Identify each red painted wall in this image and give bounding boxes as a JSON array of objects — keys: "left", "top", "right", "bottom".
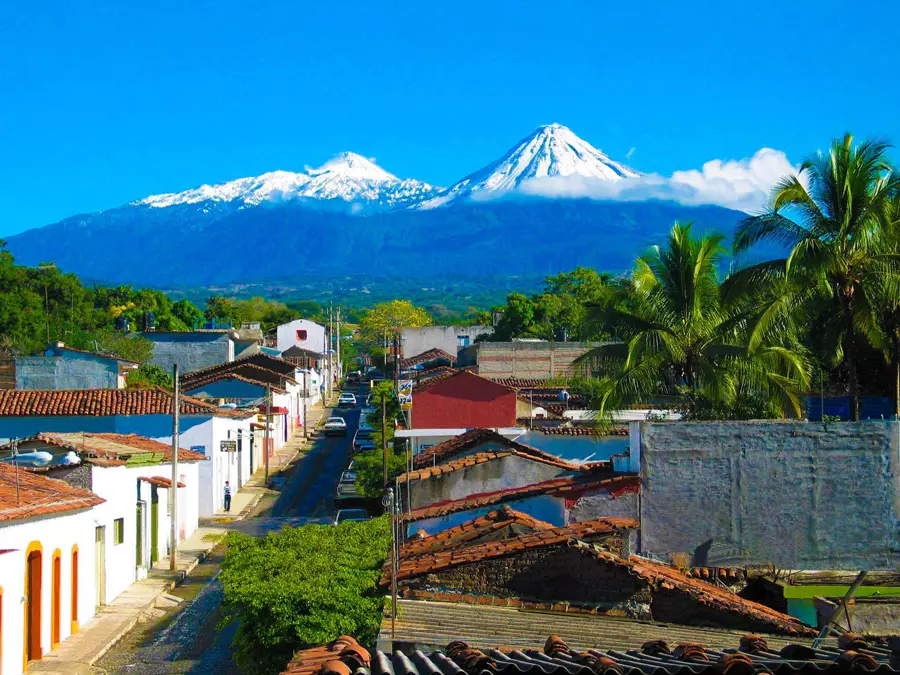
[{"left": 412, "top": 372, "right": 517, "bottom": 429}]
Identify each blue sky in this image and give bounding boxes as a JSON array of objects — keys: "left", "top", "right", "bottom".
[{"left": 1, "top": 0, "right": 898, "bottom": 236}]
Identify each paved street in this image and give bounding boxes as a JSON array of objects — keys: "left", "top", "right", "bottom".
[{"left": 93, "top": 391, "right": 361, "bottom": 674}]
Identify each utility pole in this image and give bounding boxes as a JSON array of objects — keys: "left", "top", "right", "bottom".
[
  {"left": 169, "top": 364, "right": 179, "bottom": 572},
  {"left": 393, "top": 333, "right": 400, "bottom": 394},
  {"left": 336, "top": 306, "right": 341, "bottom": 381},
  {"left": 382, "top": 392, "right": 388, "bottom": 489},
  {"left": 264, "top": 383, "right": 271, "bottom": 484}
]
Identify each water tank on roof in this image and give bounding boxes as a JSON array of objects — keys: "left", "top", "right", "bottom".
[{"left": 143, "top": 311, "right": 156, "bottom": 332}]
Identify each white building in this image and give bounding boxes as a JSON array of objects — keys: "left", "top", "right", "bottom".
[
  {"left": 0, "top": 463, "right": 103, "bottom": 674},
  {"left": 401, "top": 325, "right": 494, "bottom": 359},
  {"left": 276, "top": 319, "right": 326, "bottom": 356},
  {"left": 2, "top": 432, "right": 205, "bottom": 603},
  {"left": 0, "top": 388, "right": 254, "bottom": 519}
]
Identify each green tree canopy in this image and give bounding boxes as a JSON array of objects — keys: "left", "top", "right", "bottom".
[{"left": 358, "top": 300, "right": 432, "bottom": 343}]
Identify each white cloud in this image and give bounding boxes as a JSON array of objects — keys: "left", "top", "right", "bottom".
[
  {"left": 519, "top": 148, "right": 798, "bottom": 213},
  {"left": 625, "top": 147, "right": 636, "bottom": 160}
]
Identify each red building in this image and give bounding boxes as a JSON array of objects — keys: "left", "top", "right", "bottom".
[{"left": 411, "top": 371, "right": 517, "bottom": 429}]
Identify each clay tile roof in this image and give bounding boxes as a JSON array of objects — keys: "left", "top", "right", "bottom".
[
  {"left": 399, "top": 448, "right": 583, "bottom": 482},
  {"left": 282, "top": 634, "right": 897, "bottom": 675},
  {"left": 0, "top": 462, "right": 104, "bottom": 522},
  {"left": 401, "top": 506, "right": 557, "bottom": 557},
  {"left": 389, "top": 517, "right": 639, "bottom": 584},
  {"left": 413, "top": 369, "right": 515, "bottom": 395},
  {"left": 12, "top": 432, "right": 207, "bottom": 463},
  {"left": 181, "top": 352, "right": 297, "bottom": 381},
  {"left": 404, "top": 472, "right": 639, "bottom": 523},
  {"left": 281, "top": 636, "right": 372, "bottom": 675},
  {"left": 181, "top": 369, "right": 289, "bottom": 395},
  {"left": 138, "top": 476, "right": 186, "bottom": 488},
  {"left": 0, "top": 387, "right": 252, "bottom": 419},
  {"left": 398, "top": 348, "right": 456, "bottom": 369},
  {"left": 412, "top": 428, "right": 587, "bottom": 469}
]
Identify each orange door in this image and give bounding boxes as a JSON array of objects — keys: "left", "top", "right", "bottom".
[
  {"left": 26, "top": 550, "right": 42, "bottom": 662},
  {"left": 51, "top": 553, "right": 61, "bottom": 647},
  {"left": 71, "top": 549, "right": 79, "bottom": 633}
]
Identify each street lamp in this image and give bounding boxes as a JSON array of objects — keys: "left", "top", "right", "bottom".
[{"left": 382, "top": 487, "right": 398, "bottom": 638}]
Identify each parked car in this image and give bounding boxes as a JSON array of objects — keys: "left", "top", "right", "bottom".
[
  {"left": 346, "top": 371, "right": 360, "bottom": 384},
  {"left": 340, "top": 470, "right": 357, "bottom": 484},
  {"left": 335, "top": 482, "right": 359, "bottom": 499},
  {"left": 333, "top": 508, "right": 370, "bottom": 525},
  {"left": 338, "top": 392, "right": 357, "bottom": 407},
  {"left": 353, "top": 430, "right": 377, "bottom": 452},
  {"left": 323, "top": 416, "right": 348, "bottom": 436}
]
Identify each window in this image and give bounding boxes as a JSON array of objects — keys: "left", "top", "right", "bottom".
[
  {"left": 457, "top": 335, "right": 470, "bottom": 348},
  {"left": 296, "top": 329, "right": 307, "bottom": 341},
  {"left": 113, "top": 518, "right": 125, "bottom": 545}
]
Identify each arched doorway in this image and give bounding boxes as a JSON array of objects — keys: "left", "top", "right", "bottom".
[
  {"left": 71, "top": 546, "right": 79, "bottom": 634},
  {"left": 51, "top": 550, "right": 61, "bottom": 648},
  {"left": 24, "top": 543, "right": 43, "bottom": 666}
]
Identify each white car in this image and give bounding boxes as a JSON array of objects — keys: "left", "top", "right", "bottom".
[
  {"left": 333, "top": 508, "right": 370, "bottom": 525},
  {"left": 323, "top": 416, "right": 348, "bottom": 436},
  {"left": 338, "top": 393, "right": 357, "bottom": 407}
]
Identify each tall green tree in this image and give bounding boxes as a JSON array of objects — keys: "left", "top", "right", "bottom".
[
  {"left": 578, "top": 222, "right": 809, "bottom": 420},
  {"left": 730, "top": 133, "right": 900, "bottom": 420},
  {"left": 357, "top": 300, "right": 431, "bottom": 344}
]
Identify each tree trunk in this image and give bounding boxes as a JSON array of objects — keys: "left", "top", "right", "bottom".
[
  {"left": 895, "top": 341, "right": 900, "bottom": 420},
  {"left": 843, "top": 295, "right": 860, "bottom": 422}
]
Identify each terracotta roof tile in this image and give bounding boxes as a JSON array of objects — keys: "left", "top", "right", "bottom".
[
  {"left": 389, "top": 517, "right": 637, "bottom": 584},
  {"left": 181, "top": 352, "right": 297, "bottom": 381},
  {"left": 413, "top": 428, "right": 592, "bottom": 469},
  {"left": 404, "top": 471, "right": 639, "bottom": 523},
  {"left": 400, "top": 449, "right": 582, "bottom": 482},
  {"left": 394, "top": 348, "right": 457, "bottom": 369},
  {"left": 0, "top": 387, "right": 252, "bottom": 418},
  {"left": 401, "top": 506, "right": 558, "bottom": 557},
  {"left": 138, "top": 476, "right": 186, "bottom": 488},
  {"left": 10, "top": 432, "right": 207, "bottom": 463},
  {"left": 181, "top": 370, "right": 289, "bottom": 395},
  {"left": 0, "top": 462, "right": 104, "bottom": 522}
]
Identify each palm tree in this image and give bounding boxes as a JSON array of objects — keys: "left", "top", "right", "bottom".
[
  {"left": 730, "top": 134, "right": 900, "bottom": 420},
  {"left": 578, "top": 222, "right": 808, "bottom": 420}
]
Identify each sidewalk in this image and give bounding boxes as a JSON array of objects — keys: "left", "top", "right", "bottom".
[{"left": 32, "top": 402, "right": 334, "bottom": 674}]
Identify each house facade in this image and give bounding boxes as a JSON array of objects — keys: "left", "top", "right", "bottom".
[
  {"left": 401, "top": 326, "right": 494, "bottom": 359},
  {"left": 410, "top": 371, "right": 517, "bottom": 430},
  {"left": 0, "top": 464, "right": 104, "bottom": 674},
  {"left": 459, "top": 341, "right": 609, "bottom": 381},
  {"left": 0, "top": 389, "right": 253, "bottom": 518},
  {"left": 276, "top": 319, "right": 326, "bottom": 356},
  {"left": 15, "top": 343, "right": 138, "bottom": 390}
]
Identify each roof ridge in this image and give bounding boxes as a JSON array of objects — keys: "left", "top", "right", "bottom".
[{"left": 399, "top": 448, "right": 582, "bottom": 482}]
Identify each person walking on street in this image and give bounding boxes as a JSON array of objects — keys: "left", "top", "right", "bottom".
[{"left": 224, "top": 481, "right": 232, "bottom": 513}]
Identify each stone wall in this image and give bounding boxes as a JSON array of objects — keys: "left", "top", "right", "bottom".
[
  {"left": 16, "top": 354, "right": 118, "bottom": 389},
  {"left": 639, "top": 421, "right": 900, "bottom": 569},
  {"left": 472, "top": 342, "right": 608, "bottom": 381}
]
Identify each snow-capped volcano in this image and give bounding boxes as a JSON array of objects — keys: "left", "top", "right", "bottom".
[
  {"left": 137, "top": 151, "right": 441, "bottom": 210},
  {"left": 418, "top": 123, "right": 639, "bottom": 208}
]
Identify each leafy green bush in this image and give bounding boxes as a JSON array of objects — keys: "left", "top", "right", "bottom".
[
  {"left": 220, "top": 517, "right": 391, "bottom": 674},
  {"left": 353, "top": 448, "right": 407, "bottom": 498}
]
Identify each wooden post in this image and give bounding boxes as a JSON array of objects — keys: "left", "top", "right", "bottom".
[
  {"left": 382, "top": 394, "right": 388, "bottom": 489},
  {"left": 169, "top": 364, "right": 179, "bottom": 572}
]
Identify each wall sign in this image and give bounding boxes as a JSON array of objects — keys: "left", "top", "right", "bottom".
[{"left": 220, "top": 440, "right": 237, "bottom": 453}]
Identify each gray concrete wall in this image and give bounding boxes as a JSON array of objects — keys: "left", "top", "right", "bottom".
[
  {"left": 15, "top": 354, "right": 118, "bottom": 389},
  {"left": 145, "top": 332, "right": 232, "bottom": 374},
  {"left": 568, "top": 490, "right": 639, "bottom": 522},
  {"left": 402, "top": 326, "right": 494, "bottom": 360},
  {"left": 473, "top": 342, "right": 608, "bottom": 380},
  {"left": 639, "top": 421, "right": 900, "bottom": 570},
  {"left": 409, "top": 454, "right": 571, "bottom": 509}
]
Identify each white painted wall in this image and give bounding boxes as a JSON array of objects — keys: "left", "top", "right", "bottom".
[
  {"left": 0, "top": 509, "right": 97, "bottom": 675},
  {"left": 89, "top": 461, "right": 200, "bottom": 602},
  {"left": 276, "top": 319, "right": 326, "bottom": 355}
]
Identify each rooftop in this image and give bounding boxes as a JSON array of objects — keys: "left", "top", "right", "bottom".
[
  {"left": 398, "top": 449, "right": 583, "bottom": 483},
  {"left": 180, "top": 352, "right": 298, "bottom": 381},
  {"left": 0, "top": 462, "right": 105, "bottom": 522},
  {"left": 0, "top": 387, "right": 252, "bottom": 418},
  {"left": 404, "top": 472, "right": 638, "bottom": 523},
  {"left": 412, "top": 428, "right": 593, "bottom": 470},
  {"left": 7, "top": 432, "right": 207, "bottom": 465},
  {"left": 284, "top": 625, "right": 893, "bottom": 675},
  {"left": 180, "top": 367, "right": 290, "bottom": 394},
  {"left": 44, "top": 343, "right": 141, "bottom": 365},
  {"left": 413, "top": 370, "right": 516, "bottom": 396}
]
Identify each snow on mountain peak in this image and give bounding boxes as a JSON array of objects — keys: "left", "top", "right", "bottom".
[
  {"left": 416, "top": 123, "right": 639, "bottom": 208},
  {"left": 137, "top": 152, "right": 439, "bottom": 210}
]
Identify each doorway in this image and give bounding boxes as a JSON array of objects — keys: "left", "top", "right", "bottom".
[
  {"left": 51, "top": 551, "right": 61, "bottom": 647},
  {"left": 150, "top": 488, "right": 159, "bottom": 565},
  {"left": 136, "top": 501, "right": 148, "bottom": 570},
  {"left": 237, "top": 430, "right": 243, "bottom": 488},
  {"left": 94, "top": 527, "right": 106, "bottom": 609},
  {"left": 25, "top": 547, "right": 42, "bottom": 663},
  {"left": 71, "top": 547, "right": 79, "bottom": 634}
]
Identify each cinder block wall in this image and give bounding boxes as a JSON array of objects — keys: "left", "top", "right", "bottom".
[
  {"left": 639, "top": 420, "right": 900, "bottom": 570},
  {"left": 475, "top": 342, "right": 606, "bottom": 380}
]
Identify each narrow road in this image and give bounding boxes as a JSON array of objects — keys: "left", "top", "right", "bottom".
[{"left": 94, "top": 389, "right": 361, "bottom": 674}]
